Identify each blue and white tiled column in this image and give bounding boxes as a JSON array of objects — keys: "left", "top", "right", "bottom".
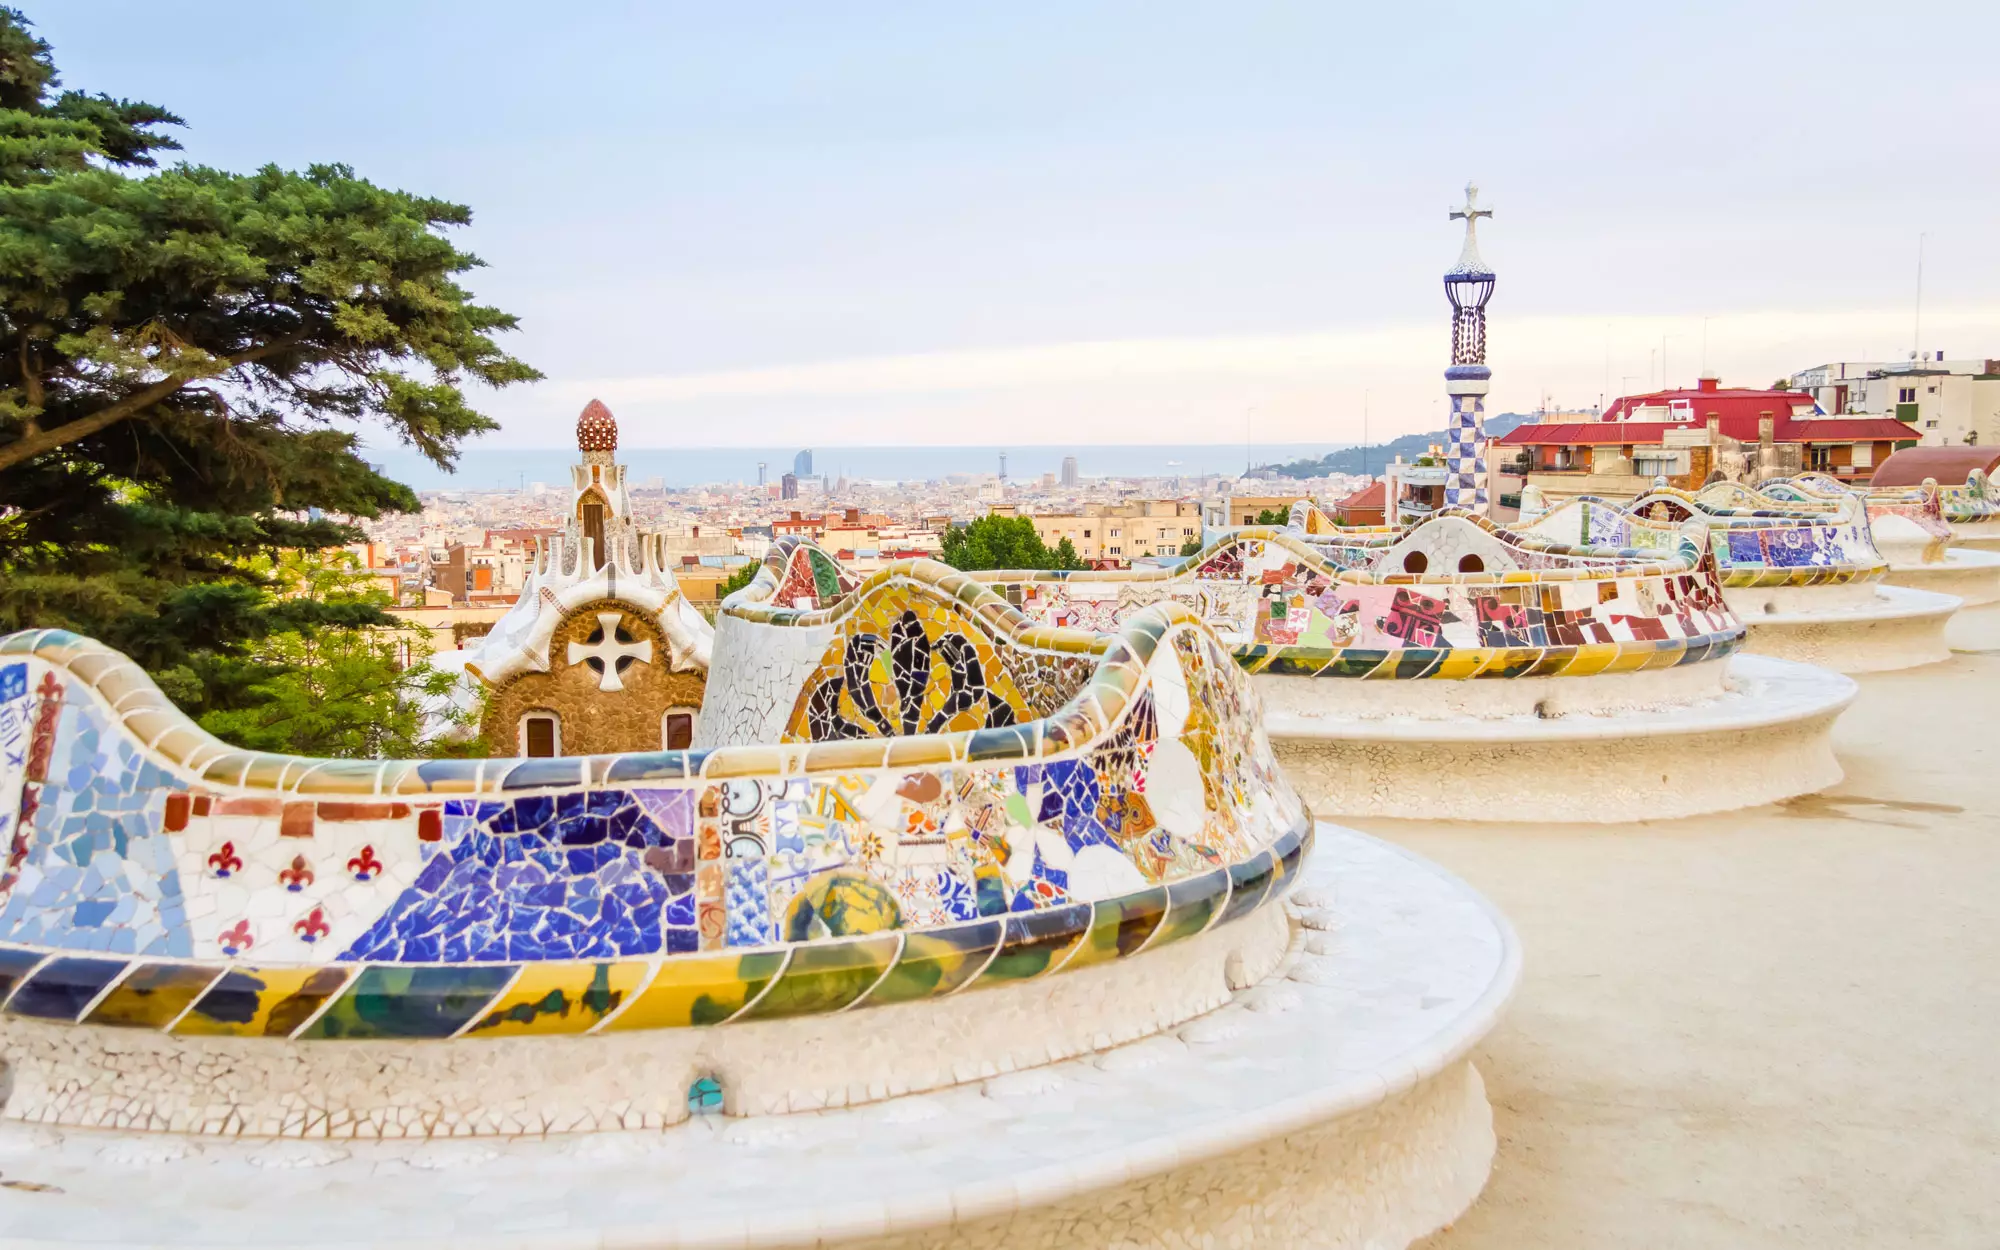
[{"left": 1444, "top": 364, "right": 1491, "bottom": 512}]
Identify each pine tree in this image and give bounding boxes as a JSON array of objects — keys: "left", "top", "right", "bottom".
[{"left": 0, "top": 9, "right": 538, "bottom": 729}]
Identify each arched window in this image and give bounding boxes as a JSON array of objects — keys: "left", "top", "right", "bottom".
[
  {"left": 520, "top": 713, "right": 560, "bottom": 758},
  {"left": 578, "top": 489, "right": 609, "bottom": 569},
  {"left": 1457, "top": 554, "right": 1485, "bottom": 573},
  {"left": 1402, "top": 551, "right": 1429, "bottom": 574},
  {"left": 662, "top": 709, "right": 697, "bottom": 750}
]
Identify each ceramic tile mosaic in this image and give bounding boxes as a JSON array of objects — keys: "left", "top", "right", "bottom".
[
  {"left": 972, "top": 518, "right": 1741, "bottom": 679},
  {"left": 1618, "top": 485, "right": 1888, "bottom": 587},
  {"left": 0, "top": 556, "right": 1307, "bottom": 1038},
  {"left": 1751, "top": 475, "right": 1954, "bottom": 565}
]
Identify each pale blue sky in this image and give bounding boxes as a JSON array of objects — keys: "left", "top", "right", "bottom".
[{"left": 37, "top": 1, "right": 2000, "bottom": 449}]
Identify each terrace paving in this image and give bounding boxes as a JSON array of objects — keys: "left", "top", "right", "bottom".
[{"left": 1402, "top": 607, "right": 2000, "bottom": 1248}]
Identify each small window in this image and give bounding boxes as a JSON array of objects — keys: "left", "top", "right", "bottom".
[
  {"left": 521, "top": 714, "right": 559, "bottom": 758},
  {"left": 1458, "top": 554, "right": 1484, "bottom": 573},
  {"left": 1403, "top": 551, "right": 1429, "bottom": 574},
  {"left": 663, "top": 709, "right": 696, "bottom": 750}
]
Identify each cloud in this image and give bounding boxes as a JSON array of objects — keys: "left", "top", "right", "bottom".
[{"left": 478, "top": 302, "right": 2000, "bottom": 448}]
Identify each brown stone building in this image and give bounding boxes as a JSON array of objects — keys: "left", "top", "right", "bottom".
[{"left": 460, "top": 401, "right": 715, "bottom": 756}]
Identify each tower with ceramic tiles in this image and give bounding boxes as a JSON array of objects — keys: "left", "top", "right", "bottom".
[
  {"left": 1442, "top": 183, "right": 1496, "bottom": 513},
  {"left": 461, "top": 399, "right": 714, "bottom": 757}
]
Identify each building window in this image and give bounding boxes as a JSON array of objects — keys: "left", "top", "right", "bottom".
[
  {"left": 662, "top": 709, "right": 697, "bottom": 750},
  {"left": 1898, "top": 387, "right": 1917, "bottom": 404},
  {"left": 1808, "top": 446, "right": 1833, "bottom": 471},
  {"left": 520, "top": 713, "right": 560, "bottom": 758}
]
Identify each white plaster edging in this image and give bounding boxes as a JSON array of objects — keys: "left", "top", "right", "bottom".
[
  {"left": 0, "top": 898, "right": 1292, "bottom": 1138},
  {"left": 1882, "top": 547, "right": 2000, "bottom": 608},
  {"left": 0, "top": 828, "right": 1520, "bottom": 1250},
  {"left": 1267, "top": 654, "right": 1854, "bottom": 821},
  {"left": 1947, "top": 519, "right": 2000, "bottom": 549},
  {"left": 1733, "top": 583, "right": 1960, "bottom": 674}
]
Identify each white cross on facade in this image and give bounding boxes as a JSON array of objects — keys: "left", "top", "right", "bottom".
[{"left": 566, "top": 611, "right": 653, "bottom": 692}]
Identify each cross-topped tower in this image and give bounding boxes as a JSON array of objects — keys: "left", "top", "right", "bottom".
[{"left": 1441, "top": 181, "right": 1497, "bottom": 513}]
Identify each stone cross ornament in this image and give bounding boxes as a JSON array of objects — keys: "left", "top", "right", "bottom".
[{"left": 567, "top": 611, "right": 653, "bottom": 692}]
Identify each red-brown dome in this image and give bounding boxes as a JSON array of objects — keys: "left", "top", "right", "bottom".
[{"left": 576, "top": 399, "right": 618, "bottom": 452}]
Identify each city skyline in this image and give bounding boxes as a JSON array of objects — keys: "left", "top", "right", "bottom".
[{"left": 38, "top": 1, "right": 2000, "bottom": 451}]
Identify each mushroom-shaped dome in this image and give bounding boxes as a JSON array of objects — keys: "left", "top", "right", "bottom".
[{"left": 576, "top": 399, "right": 618, "bottom": 452}]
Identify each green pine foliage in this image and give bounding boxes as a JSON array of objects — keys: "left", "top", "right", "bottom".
[
  {"left": 0, "top": 9, "right": 536, "bottom": 749},
  {"left": 195, "top": 551, "right": 479, "bottom": 758},
  {"left": 938, "top": 516, "right": 1086, "bottom": 571}
]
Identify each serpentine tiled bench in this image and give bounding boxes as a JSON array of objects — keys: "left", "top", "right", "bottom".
[
  {"left": 1759, "top": 473, "right": 2000, "bottom": 607},
  {"left": 0, "top": 591, "right": 1311, "bottom": 1138},
  {"left": 954, "top": 516, "right": 1852, "bottom": 822},
  {"left": 1590, "top": 484, "right": 1962, "bottom": 673},
  {"left": 0, "top": 568, "right": 1531, "bottom": 1248},
  {"left": 1929, "top": 468, "right": 2000, "bottom": 547}
]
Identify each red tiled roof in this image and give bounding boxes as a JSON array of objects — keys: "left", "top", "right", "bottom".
[
  {"left": 1499, "top": 414, "right": 1914, "bottom": 448},
  {"left": 1335, "top": 481, "right": 1384, "bottom": 509},
  {"left": 1499, "top": 423, "right": 1642, "bottom": 446},
  {"left": 1870, "top": 447, "right": 2000, "bottom": 488},
  {"left": 1602, "top": 385, "right": 1813, "bottom": 423}
]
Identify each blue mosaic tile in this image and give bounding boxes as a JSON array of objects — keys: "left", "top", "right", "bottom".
[
  {"left": 340, "top": 789, "right": 689, "bottom": 963},
  {"left": 0, "top": 698, "right": 189, "bottom": 958}
]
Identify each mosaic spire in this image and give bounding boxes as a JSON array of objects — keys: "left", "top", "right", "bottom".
[{"left": 1441, "top": 183, "right": 1496, "bottom": 512}]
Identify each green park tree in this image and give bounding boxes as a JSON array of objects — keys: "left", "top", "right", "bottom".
[
  {"left": 0, "top": 9, "right": 537, "bottom": 744},
  {"left": 197, "top": 550, "right": 477, "bottom": 758},
  {"left": 938, "top": 516, "right": 1085, "bottom": 571}
]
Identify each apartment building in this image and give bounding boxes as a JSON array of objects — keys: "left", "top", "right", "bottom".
[
  {"left": 1790, "top": 355, "right": 2000, "bottom": 449},
  {"left": 1021, "top": 500, "right": 1202, "bottom": 565}
]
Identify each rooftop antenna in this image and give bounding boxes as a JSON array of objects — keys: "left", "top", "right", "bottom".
[
  {"left": 1603, "top": 322, "right": 1611, "bottom": 414},
  {"left": 1914, "top": 231, "right": 1928, "bottom": 361},
  {"left": 1362, "top": 389, "right": 1370, "bottom": 478}
]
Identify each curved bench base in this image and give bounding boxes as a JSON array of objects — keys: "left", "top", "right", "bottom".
[
  {"left": 1265, "top": 655, "right": 1854, "bottom": 822},
  {"left": 0, "top": 829, "right": 1517, "bottom": 1250},
  {"left": 0, "top": 897, "right": 1292, "bottom": 1139},
  {"left": 1882, "top": 547, "right": 2000, "bottom": 608},
  {"left": 1733, "top": 584, "right": 1960, "bottom": 673}
]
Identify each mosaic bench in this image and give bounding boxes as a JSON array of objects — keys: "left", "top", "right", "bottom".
[
  {"left": 931, "top": 517, "right": 1851, "bottom": 823},
  {"left": 1930, "top": 468, "right": 2000, "bottom": 546},
  {"left": 0, "top": 590, "right": 1309, "bottom": 1138},
  {"left": 1759, "top": 474, "right": 2000, "bottom": 607},
  {"left": 1599, "top": 485, "right": 1961, "bottom": 673}
]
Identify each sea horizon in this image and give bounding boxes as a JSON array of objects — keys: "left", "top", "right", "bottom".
[{"left": 364, "top": 442, "right": 1355, "bottom": 493}]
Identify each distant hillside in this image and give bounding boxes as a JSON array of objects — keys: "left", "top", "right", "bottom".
[{"left": 1253, "top": 413, "right": 1532, "bottom": 479}]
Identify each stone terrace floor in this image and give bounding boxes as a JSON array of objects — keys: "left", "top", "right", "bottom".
[{"left": 1403, "top": 607, "right": 2000, "bottom": 1249}]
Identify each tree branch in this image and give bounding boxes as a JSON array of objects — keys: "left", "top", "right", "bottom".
[
  {"left": 0, "top": 338, "right": 303, "bottom": 474},
  {"left": 17, "top": 338, "right": 42, "bottom": 437}
]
